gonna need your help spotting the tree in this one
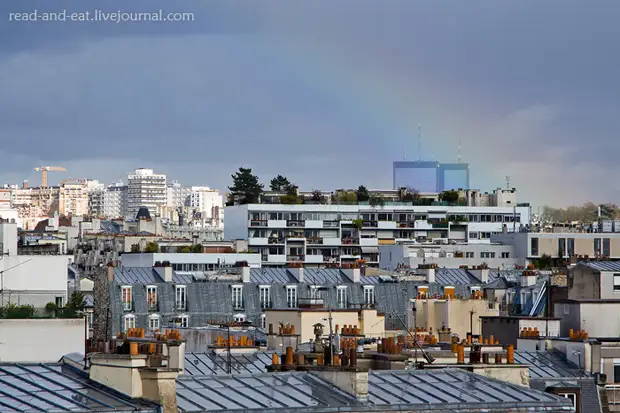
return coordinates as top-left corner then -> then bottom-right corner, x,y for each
228,167 -> 264,205
368,195 -> 385,208
337,191 -> 357,204
397,187 -> 420,202
280,194 -> 301,204
179,246 -> 192,253
192,244 -> 203,253
270,175 -> 292,192
144,242 -> 159,253
356,186 -> 370,202
311,189 -> 325,204
439,190 -> 460,204
130,244 -> 140,252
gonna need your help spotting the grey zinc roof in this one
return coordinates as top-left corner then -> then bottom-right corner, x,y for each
175,368 -> 572,412
514,351 -> 588,379
250,268 -> 296,284
0,363 -> 157,413
435,268 -> 479,285
579,261 -> 620,272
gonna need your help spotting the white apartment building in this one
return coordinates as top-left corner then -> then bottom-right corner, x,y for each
58,181 -> 89,217
190,186 -> 224,229
11,186 -> 60,229
166,181 -> 192,209
103,182 -> 128,218
225,203 -> 531,267
83,179 -> 105,217
127,168 -> 167,217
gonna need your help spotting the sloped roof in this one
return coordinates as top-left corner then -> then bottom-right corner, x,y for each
577,261 -> 620,272
0,363 -> 157,413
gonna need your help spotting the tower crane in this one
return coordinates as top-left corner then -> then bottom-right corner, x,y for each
33,166 -> 67,187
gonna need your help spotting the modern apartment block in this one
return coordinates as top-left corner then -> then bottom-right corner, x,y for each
127,168 -> 166,217
103,182 -> 128,218
225,203 -> 530,267
492,232 -> 620,264
393,161 -> 470,192
189,186 -> 224,229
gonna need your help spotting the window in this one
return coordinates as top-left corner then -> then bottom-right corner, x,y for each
561,393 -> 576,408
286,286 -> 298,308
123,314 -> 135,332
232,285 -> 244,309
567,238 -> 575,256
558,238 -> 566,257
148,314 -> 160,331
175,285 -> 187,310
363,286 -> 375,305
530,238 -> 539,256
86,312 -> 93,330
614,274 -> 620,292
259,286 -> 271,309
55,296 -> 64,308
594,238 -> 601,256
146,286 -> 157,311
233,313 -> 246,323
260,314 -> 266,329
174,315 -> 189,328
337,286 -> 347,308
121,286 -> 132,311
465,252 -> 475,258
604,238 -> 611,257
501,252 -> 510,258
310,286 -> 321,299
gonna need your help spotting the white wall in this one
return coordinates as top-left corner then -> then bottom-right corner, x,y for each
1,255 -> 69,306
120,252 -> 262,268
0,318 -> 85,362
223,205 -> 249,240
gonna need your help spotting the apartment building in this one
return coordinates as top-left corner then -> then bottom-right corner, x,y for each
58,181 -> 89,216
380,242 -> 518,270
166,180 -> 192,209
493,232 -> 620,264
103,182 -> 128,218
225,203 -> 530,267
189,186 -> 224,229
127,168 -> 166,217
84,179 -> 105,217
11,186 -> 60,229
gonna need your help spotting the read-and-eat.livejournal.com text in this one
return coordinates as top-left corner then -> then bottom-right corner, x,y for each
8,9 -> 195,23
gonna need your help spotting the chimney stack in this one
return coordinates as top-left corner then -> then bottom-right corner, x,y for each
241,266 -> 251,283
107,262 -> 115,282
289,266 -> 304,283
418,264 -> 437,284
312,370 -> 368,402
470,265 -> 489,284
22,180 -> 28,189
154,261 -> 173,283
342,267 -> 360,283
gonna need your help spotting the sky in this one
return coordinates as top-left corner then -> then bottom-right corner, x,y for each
1,0 -> 619,208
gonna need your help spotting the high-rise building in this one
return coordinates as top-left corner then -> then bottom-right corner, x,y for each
84,179 -> 105,217
166,181 -> 192,209
103,182 -> 128,219
393,161 -> 470,192
127,168 -> 166,217
58,181 -> 89,216
437,163 -> 470,192
189,186 -> 224,229
393,161 -> 440,192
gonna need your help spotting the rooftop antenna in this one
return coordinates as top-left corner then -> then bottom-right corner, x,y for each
505,176 -> 511,190
417,124 -> 422,161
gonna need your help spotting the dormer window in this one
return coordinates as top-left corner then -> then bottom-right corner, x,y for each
146,285 -> 157,311
286,285 -> 298,308
175,285 -> 187,310
232,285 -> 244,310
121,286 -> 132,311
363,286 -> 375,305
444,286 -> 455,298
417,286 -> 428,298
336,286 -> 348,308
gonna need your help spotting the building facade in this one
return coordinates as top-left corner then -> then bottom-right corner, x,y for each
393,161 -> 440,192
127,168 -> 166,217
437,162 -> 470,192
225,204 -> 530,267
103,182 -> 128,218
58,181 -> 89,217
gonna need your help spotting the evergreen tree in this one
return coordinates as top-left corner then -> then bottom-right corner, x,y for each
228,167 -> 264,205
270,175 -> 292,192
356,185 -> 370,202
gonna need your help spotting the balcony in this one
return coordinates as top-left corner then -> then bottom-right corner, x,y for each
267,220 -> 287,228
307,237 -> 323,245
362,221 -> 378,228
377,221 -> 397,229
323,238 -> 341,246
147,301 -> 158,312
323,221 -> 339,228
250,220 -> 267,227
342,238 -> 360,245
287,220 -> 305,227
360,238 -> 378,246
249,237 -> 269,245
175,300 -> 187,311
287,255 -> 305,262
305,220 -> 324,229
268,237 -> 284,244
305,255 -> 324,264
122,301 -> 133,312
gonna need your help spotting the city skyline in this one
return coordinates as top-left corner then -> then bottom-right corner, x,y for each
1,0 -> 619,208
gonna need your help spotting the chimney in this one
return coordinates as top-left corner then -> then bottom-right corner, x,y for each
343,267 -> 361,283
289,267 -> 304,283
166,341 -> 186,374
89,352 -> 180,413
107,262 -> 115,282
418,264 -> 436,284
470,265 -> 489,284
241,266 -> 251,283
521,269 -> 537,287
312,370 -> 368,402
154,261 -> 173,283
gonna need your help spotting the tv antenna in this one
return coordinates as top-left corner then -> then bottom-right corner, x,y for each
505,176 -> 511,190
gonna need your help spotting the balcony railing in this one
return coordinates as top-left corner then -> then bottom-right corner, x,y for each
324,221 -> 339,228
175,300 -> 187,311
268,238 -> 284,244
342,238 -> 360,245
122,301 -> 133,312
147,301 -> 158,311
307,237 -> 323,245
362,221 -> 378,228
260,301 -> 272,309
287,255 -> 305,262
250,220 -> 267,227
287,220 -> 305,227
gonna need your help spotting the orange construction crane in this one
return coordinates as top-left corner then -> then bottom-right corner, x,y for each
34,166 -> 67,187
